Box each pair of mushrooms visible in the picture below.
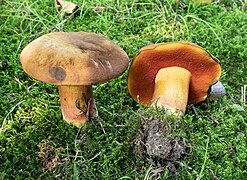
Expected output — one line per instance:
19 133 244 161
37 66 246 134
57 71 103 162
20 32 225 127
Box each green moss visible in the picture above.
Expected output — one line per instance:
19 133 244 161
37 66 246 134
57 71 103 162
0 0 246 179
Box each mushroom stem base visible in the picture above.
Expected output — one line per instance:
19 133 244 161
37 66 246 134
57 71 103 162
58 85 98 127
152 66 191 116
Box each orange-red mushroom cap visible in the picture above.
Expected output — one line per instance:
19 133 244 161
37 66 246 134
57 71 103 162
128 42 221 105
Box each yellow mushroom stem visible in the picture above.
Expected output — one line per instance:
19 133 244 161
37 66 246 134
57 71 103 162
151 66 192 116
58 85 98 127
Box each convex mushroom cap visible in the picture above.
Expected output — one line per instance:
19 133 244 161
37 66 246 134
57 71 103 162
21 32 129 85
128 42 222 115
20 31 129 126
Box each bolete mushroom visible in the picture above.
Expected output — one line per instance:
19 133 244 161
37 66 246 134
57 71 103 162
20 32 129 127
128 42 223 115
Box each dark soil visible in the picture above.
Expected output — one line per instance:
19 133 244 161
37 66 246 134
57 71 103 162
0 59 9 70
133 115 189 166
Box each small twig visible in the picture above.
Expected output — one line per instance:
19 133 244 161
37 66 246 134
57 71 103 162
99 106 112 115
115 124 126 127
14 77 26 88
204 115 219 125
87 152 101 162
60 152 101 164
241 85 246 106
1 100 26 133
99 121 106 134
74 150 79 161
8 97 17 104
175 161 192 170
209 169 219 180
115 141 121 145
191 105 199 116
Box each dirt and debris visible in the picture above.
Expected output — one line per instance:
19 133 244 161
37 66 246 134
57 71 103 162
94 6 107 13
0 59 9 70
38 140 64 171
132 113 190 174
54 0 79 14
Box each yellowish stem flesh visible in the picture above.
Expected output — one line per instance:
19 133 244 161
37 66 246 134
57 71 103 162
152 66 192 116
58 85 98 127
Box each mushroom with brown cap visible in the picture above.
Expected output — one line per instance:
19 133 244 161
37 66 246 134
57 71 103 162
128 42 223 115
20 32 129 127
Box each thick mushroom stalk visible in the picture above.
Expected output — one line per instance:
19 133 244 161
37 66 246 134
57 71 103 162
58 85 98 127
152 66 191 116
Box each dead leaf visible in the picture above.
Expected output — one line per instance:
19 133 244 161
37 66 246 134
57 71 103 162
94 6 107 13
54 0 79 14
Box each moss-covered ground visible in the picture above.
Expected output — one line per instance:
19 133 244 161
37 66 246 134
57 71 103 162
0 0 246 179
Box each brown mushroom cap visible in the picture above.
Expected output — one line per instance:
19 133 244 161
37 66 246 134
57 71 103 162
20 32 129 85
128 42 221 104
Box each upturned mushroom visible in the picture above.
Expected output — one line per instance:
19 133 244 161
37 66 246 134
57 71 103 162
20 32 129 127
128 42 224 116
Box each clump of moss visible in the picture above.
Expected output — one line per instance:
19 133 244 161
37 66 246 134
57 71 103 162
38 140 64 172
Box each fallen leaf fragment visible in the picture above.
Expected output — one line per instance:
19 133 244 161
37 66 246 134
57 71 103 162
94 6 107 12
55 0 79 14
